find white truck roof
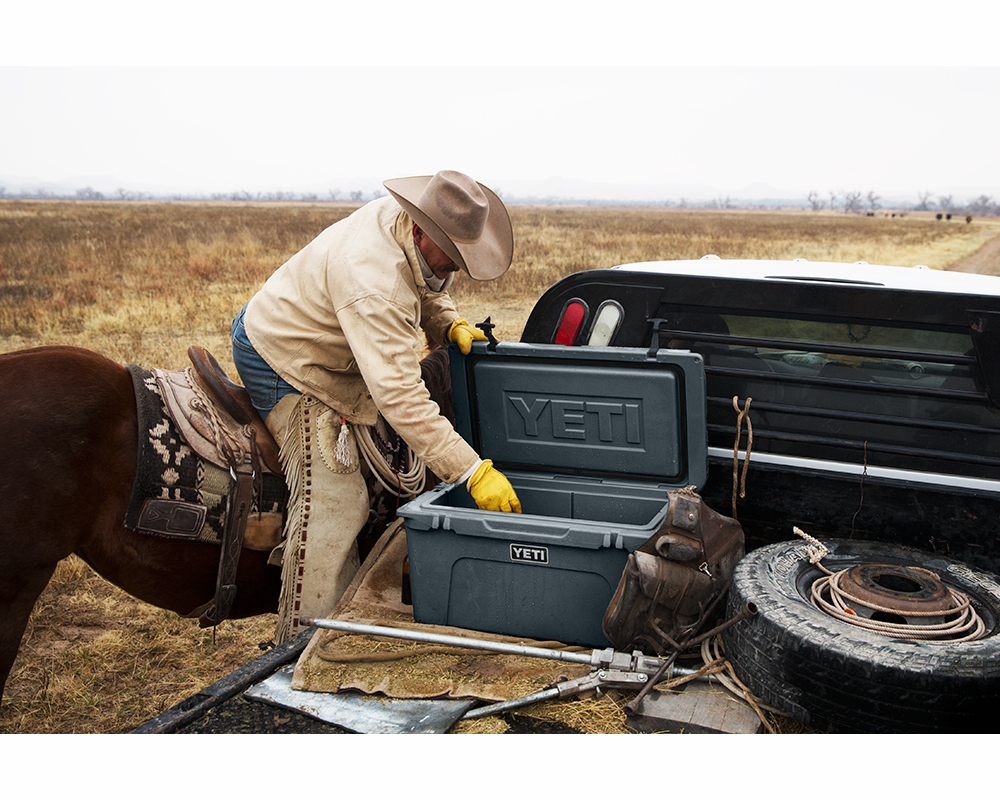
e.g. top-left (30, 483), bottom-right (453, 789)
top-left (615, 257), bottom-right (1000, 296)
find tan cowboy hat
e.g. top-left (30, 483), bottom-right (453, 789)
top-left (383, 170), bottom-right (513, 280)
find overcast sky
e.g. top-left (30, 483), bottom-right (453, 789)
top-left (3, 5), bottom-right (999, 203)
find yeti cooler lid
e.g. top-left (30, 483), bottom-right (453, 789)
top-left (450, 341), bottom-right (707, 488)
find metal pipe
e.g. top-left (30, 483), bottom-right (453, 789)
top-left (302, 615), bottom-right (717, 721)
top-left (302, 616), bottom-right (708, 675)
top-left (301, 616), bottom-right (598, 667)
top-left (462, 687), bottom-right (562, 720)
top-left (683, 602), bottom-right (758, 650)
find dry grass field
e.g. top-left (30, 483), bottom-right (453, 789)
top-left (2, 200), bottom-right (999, 734)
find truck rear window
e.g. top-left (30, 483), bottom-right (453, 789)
top-left (665, 311), bottom-right (1000, 481)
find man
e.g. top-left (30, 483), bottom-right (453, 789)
top-left (232, 170), bottom-right (521, 642)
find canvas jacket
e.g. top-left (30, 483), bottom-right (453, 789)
top-left (243, 196), bottom-right (479, 483)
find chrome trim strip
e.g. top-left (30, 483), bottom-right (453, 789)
top-left (707, 446), bottom-right (1000, 494)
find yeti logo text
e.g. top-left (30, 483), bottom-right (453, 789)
top-left (510, 544), bottom-right (549, 564)
top-left (508, 396), bottom-right (641, 443)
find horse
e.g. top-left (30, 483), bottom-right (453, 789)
top-left (0, 344), bottom-right (454, 703)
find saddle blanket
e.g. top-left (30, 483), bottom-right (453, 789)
top-left (125, 364), bottom-right (287, 546)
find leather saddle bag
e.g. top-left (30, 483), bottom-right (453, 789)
top-left (602, 488), bottom-right (744, 654)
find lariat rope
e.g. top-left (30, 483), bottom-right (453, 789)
top-left (792, 527), bottom-right (985, 642)
top-left (355, 419), bottom-right (427, 498)
top-left (731, 396), bottom-right (753, 518)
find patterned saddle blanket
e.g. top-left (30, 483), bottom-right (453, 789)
top-left (124, 365), bottom-right (287, 549)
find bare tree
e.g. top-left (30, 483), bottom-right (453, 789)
top-left (328, 188), bottom-right (341, 201)
top-left (828, 190), bottom-right (839, 212)
top-left (915, 191), bottom-right (935, 211)
top-left (843, 191), bottom-right (864, 213)
top-left (807, 190), bottom-right (825, 212)
top-left (969, 195), bottom-right (996, 215)
top-left (372, 189), bottom-right (384, 199)
top-left (349, 190), bottom-right (364, 202)
top-left (866, 191), bottom-right (881, 211)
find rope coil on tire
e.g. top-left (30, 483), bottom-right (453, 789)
top-left (793, 527), bottom-right (986, 643)
top-left (810, 568), bottom-right (986, 642)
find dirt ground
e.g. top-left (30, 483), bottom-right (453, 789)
top-left (949, 232), bottom-right (1000, 274)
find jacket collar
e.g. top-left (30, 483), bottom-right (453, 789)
top-left (392, 205), bottom-right (452, 292)
top-left (391, 206), bottom-right (425, 287)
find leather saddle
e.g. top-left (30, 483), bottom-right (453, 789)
top-left (152, 346), bottom-right (286, 627)
top-left (186, 346), bottom-right (282, 476)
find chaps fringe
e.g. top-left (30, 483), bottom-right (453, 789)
top-left (274, 397), bottom-right (308, 645)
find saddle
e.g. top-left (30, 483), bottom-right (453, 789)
top-left (151, 346), bottom-right (285, 628)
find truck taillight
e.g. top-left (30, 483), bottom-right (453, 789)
top-left (587, 301), bottom-right (623, 346)
top-left (554, 299), bottom-right (588, 345)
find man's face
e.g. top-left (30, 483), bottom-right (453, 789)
top-left (414, 225), bottom-right (460, 280)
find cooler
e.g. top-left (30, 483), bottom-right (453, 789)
top-left (397, 341), bottom-right (708, 647)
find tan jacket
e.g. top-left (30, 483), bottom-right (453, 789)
top-left (244, 196), bottom-right (479, 483)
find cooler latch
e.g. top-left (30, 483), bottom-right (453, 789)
top-left (476, 317), bottom-right (500, 352)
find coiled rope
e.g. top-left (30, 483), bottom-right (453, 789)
top-left (793, 527), bottom-right (986, 642)
top-left (355, 419), bottom-right (427, 498)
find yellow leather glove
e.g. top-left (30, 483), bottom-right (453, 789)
top-left (448, 318), bottom-right (488, 355)
top-left (467, 459), bottom-right (522, 513)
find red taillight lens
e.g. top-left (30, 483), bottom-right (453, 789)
top-left (554, 299), bottom-right (588, 345)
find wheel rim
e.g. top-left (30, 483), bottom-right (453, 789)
top-left (839, 564), bottom-right (954, 619)
top-left (807, 561), bottom-right (987, 642)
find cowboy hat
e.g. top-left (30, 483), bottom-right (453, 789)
top-left (383, 170), bottom-right (513, 280)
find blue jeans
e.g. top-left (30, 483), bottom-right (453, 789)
top-left (231, 303), bottom-right (299, 420)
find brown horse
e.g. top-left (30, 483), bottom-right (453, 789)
top-left (0, 344), bottom-right (453, 702)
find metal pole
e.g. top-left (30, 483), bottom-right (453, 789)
top-left (462, 687), bottom-right (562, 719)
top-left (301, 615), bottom-right (714, 721)
top-left (301, 616), bottom-right (598, 667)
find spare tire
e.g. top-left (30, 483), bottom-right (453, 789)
top-left (723, 538), bottom-right (1000, 733)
